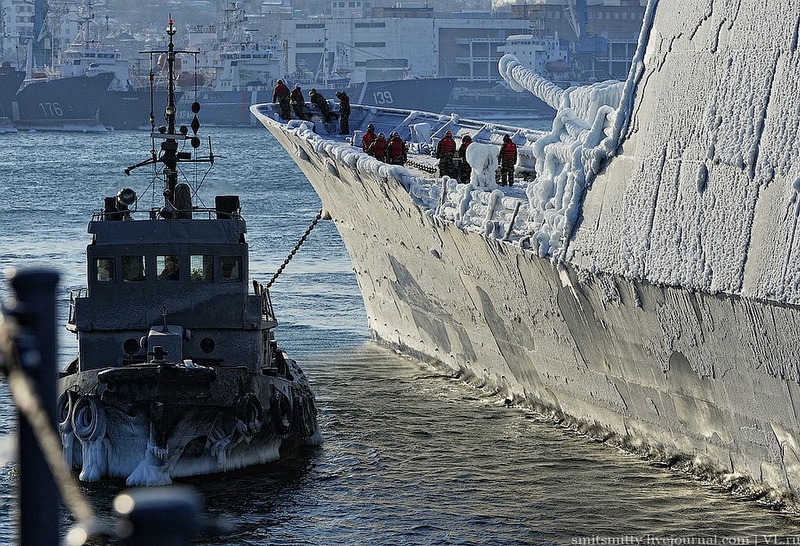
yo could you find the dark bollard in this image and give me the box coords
[4,268,60,546]
[114,486,205,546]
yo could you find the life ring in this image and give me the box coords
[235,393,264,438]
[57,391,76,434]
[71,395,107,443]
[270,392,292,436]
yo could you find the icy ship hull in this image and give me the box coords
[251,106,800,505]
[251,0,800,503]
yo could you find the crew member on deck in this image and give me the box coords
[362,124,377,155]
[336,91,351,135]
[290,85,307,120]
[457,134,472,183]
[387,132,407,165]
[436,130,456,178]
[498,134,517,187]
[369,132,388,162]
[272,79,291,120]
[309,88,332,122]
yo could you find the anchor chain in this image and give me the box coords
[406,159,437,174]
[265,209,324,289]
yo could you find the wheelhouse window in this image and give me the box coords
[221,256,241,281]
[122,255,145,282]
[157,255,180,281]
[190,254,214,281]
[96,258,115,282]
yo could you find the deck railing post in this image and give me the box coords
[5,268,60,546]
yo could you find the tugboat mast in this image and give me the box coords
[124,18,212,217]
[162,18,180,205]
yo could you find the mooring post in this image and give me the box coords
[5,268,60,546]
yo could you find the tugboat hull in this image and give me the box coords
[59,359,319,485]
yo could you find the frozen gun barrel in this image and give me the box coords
[498,54,566,111]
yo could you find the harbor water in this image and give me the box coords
[0,127,799,544]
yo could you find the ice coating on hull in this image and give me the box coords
[250,0,800,501]
[565,0,800,305]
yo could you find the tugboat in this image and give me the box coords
[57,20,320,486]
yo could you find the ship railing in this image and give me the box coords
[252,280,276,324]
[68,287,88,326]
[92,207,243,222]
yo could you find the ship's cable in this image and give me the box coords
[265,209,324,288]
[0,315,102,539]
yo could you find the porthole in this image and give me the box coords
[200,337,215,353]
[123,338,140,356]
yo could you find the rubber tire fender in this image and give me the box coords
[270,392,292,436]
[57,390,76,434]
[71,395,107,443]
[235,393,264,437]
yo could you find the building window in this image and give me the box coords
[295,23,325,29]
[190,255,214,281]
[157,255,180,281]
[221,257,241,281]
[96,258,115,282]
[122,256,146,282]
[354,42,385,48]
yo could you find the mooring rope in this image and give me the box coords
[265,209,324,289]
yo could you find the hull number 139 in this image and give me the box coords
[371,91,394,105]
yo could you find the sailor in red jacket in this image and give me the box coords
[498,134,517,186]
[362,124,376,155]
[436,130,456,178]
[369,132,388,161]
[387,132,407,165]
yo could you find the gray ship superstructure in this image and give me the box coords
[251,0,800,507]
[58,4,181,130]
[177,3,456,126]
[58,21,320,486]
